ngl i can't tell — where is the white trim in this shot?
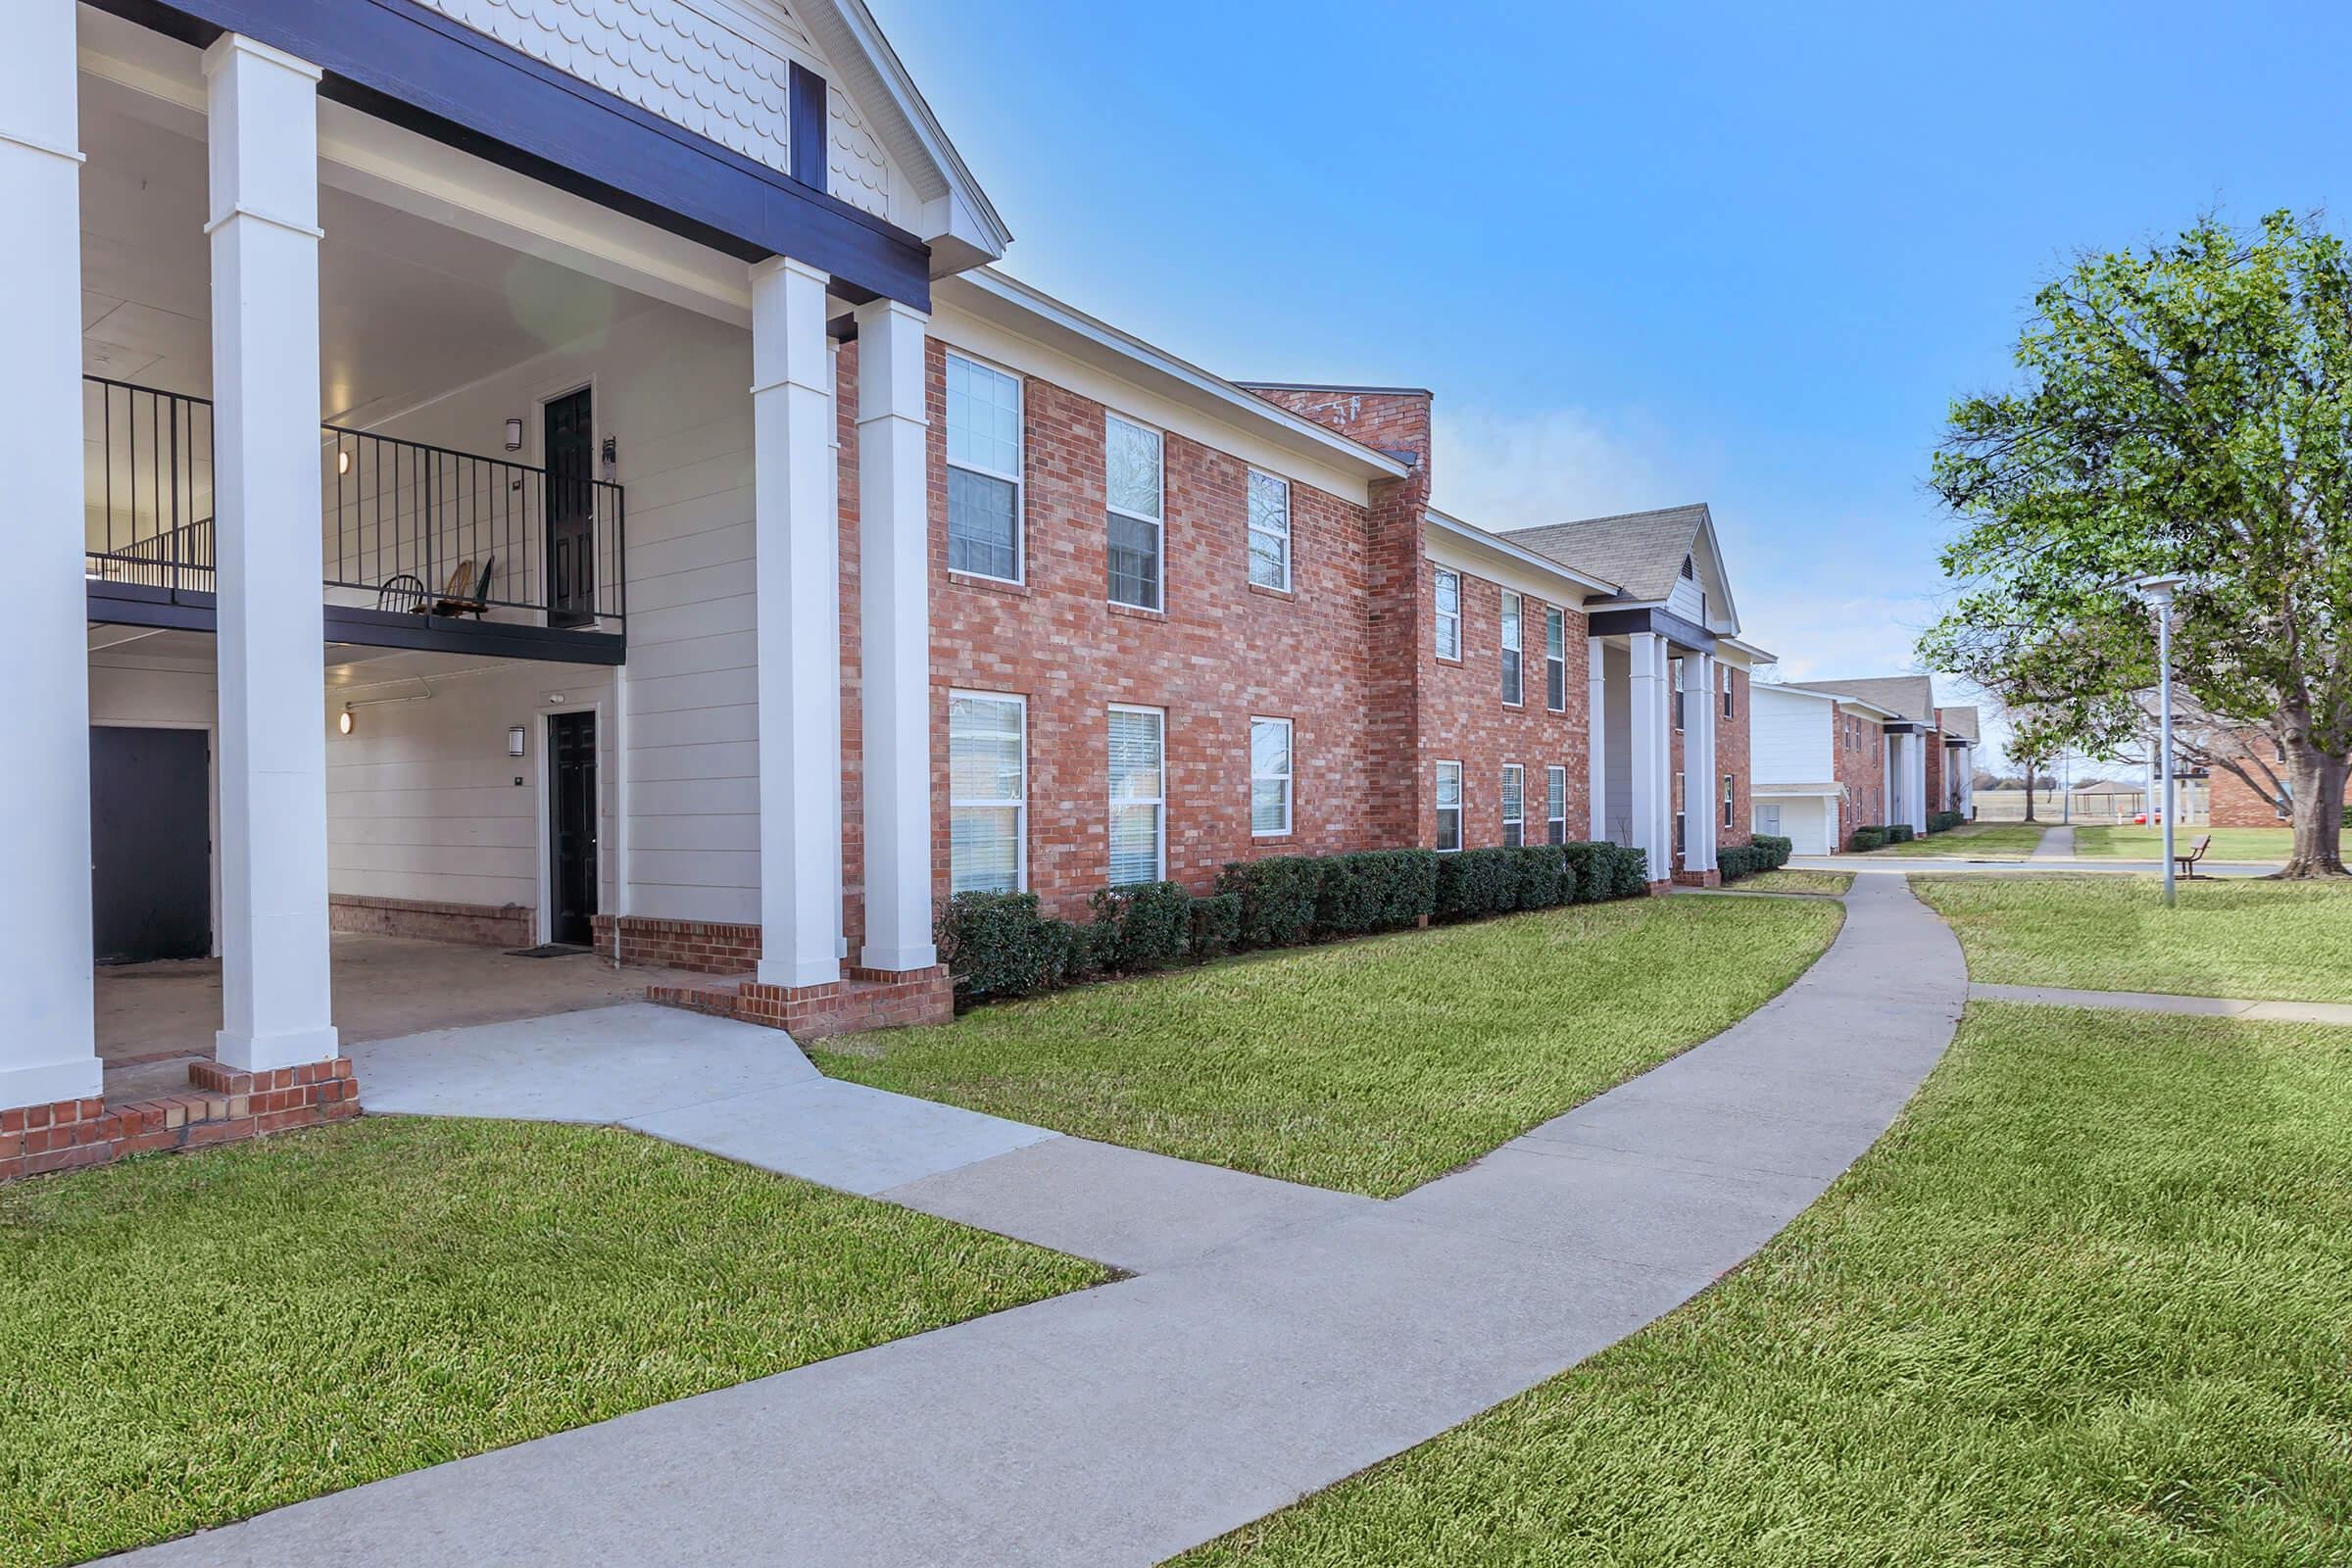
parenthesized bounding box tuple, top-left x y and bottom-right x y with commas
(1544, 605, 1567, 712)
(944, 349, 1025, 585)
(1434, 566, 1462, 661)
(948, 689, 1028, 894)
(1501, 761, 1525, 848)
(1500, 590, 1524, 708)
(1249, 715, 1294, 838)
(1104, 411, 1165, 612)
(1545, 763, 1569, 846)
(1106, 702, 1166, 884)
(0, 126, 85, 164)
(1425, 509, 1623, 598)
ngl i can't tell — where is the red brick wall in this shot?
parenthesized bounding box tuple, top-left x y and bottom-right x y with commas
(1923, 726, 1945, 821)
(1414, 567, 1592, 849)
(926, 349, 1386, 920)
(2208, 762, 2328, 826)
(1719, 663, 1752, 849)
(1835, 710, 1887, 840)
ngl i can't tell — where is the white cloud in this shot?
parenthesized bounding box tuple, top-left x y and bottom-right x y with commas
(1428, 404, 1702, 530)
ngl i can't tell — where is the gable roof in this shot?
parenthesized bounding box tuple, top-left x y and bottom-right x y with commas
(1806, 675, 1936, 723)
(1938, 705, 1981, 740)
(1502, 505, 1713, 604)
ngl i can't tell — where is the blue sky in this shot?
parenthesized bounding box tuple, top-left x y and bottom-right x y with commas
(876, 0, 2352, 761)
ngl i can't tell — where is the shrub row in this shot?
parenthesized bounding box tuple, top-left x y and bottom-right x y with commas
(1717, 834, 1794, 882)
(1850, 824, 1888, 852)
(1927, 810, 1967, 834)
(937, 840, 1653, 1006)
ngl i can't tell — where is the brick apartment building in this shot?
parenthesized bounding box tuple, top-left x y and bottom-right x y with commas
(1748, 676, 1977, 853)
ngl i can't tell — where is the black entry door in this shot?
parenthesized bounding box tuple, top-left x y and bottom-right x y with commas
(90, 726, 211, 964)
(544, 388, 596, 627)
(549, 711, 599, 947)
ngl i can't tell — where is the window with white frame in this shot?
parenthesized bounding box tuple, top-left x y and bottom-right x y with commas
(945, 354, 1022, 581)
(1250, 716, 1293, 836)
(1501, 763, 1525, 848)
(1500, 592, 1524, 706)
(1546, 764, 1568, 845)
(1248, 470, 1291, 592)
(1545, 607, 1566, 711)
(1721, 664, 1735, 719)
(1436, 760, 1462, 852)
(1105, 415, 1163, 610)
(1672, 658, 1687, 731)
(1434, 567, 1461, 660)
(1723, 773, 1736, 828)
(948, 692, 1026, 893)
(1107, 705, 1165, 884)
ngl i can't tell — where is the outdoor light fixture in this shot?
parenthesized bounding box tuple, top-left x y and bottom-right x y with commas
(505, 416, 525, 452)
(338, 706, 354, 736)
(2136, 573, 2190, 908)
(336, 449, 350, 475)
(508, 725, 527, 758)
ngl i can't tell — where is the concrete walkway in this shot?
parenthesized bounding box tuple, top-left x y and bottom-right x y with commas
(1972, 981, 2352, 1025)
(117, 878, 1967, 1568)
(2031, 824, 2076, 860)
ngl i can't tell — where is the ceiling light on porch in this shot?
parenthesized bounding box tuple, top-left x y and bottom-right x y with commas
(338, 705, 354, 736)
(337, 448, 351, 475)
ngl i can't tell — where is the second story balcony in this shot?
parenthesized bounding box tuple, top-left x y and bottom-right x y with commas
(83, 376, 626, 662)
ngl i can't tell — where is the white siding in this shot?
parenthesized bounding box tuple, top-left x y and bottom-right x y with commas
(1754, 795, 1832, 856)
(1751, 684, 1833, 786)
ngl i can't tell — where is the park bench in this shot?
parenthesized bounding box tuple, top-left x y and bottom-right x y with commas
(2175, 833, 2211, 879)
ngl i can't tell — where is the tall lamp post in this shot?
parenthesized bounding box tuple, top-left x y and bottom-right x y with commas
(2136, 574, 2189, 906)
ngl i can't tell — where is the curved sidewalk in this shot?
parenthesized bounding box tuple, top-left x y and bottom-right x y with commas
(115, 877, 1968, 1568)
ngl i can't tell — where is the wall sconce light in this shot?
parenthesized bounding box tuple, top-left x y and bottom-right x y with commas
(505, 417, 525, 452)
(508, 725, 527, 758)
(336, 449, 351, 475)
(338, 706, 355, 736)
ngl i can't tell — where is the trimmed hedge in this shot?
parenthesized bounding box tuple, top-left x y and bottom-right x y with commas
(1717, 844, 1766, 881)
(1850, 825, 1888, 852)
(1886, 823, 1917, 844)
(1316, 850, 1439, 936)
(1751, 834, 1794, 869)
(942, 837, 1651, 1009)
(1928, 810, 1966, 834)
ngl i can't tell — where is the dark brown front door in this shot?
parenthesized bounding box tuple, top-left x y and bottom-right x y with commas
(549, 711, 598, 947)
(544, 388, 595, 627)
(91, 726, 211, 963)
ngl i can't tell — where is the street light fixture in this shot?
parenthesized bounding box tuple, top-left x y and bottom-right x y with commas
(2136, 574, 2189, 906)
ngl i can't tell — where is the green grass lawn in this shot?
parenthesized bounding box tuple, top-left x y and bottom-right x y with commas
(1732, 868, 1853, 895)
(0, 1119, 1103, 1568)
(2075, 824, 2294, 861)
(1915, 872, 2352, 1002)
(816, 898, 1841, 1198)
(1181, 1002, 2352, 1566)
(1864, 822, 2046, 859)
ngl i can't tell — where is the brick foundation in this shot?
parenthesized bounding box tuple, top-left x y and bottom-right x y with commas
(331, 894, 532, 950)
(0, 1057, 360, 1185)
(591, 913, 762, 975)
(1672, 869, 1723, 888)
(648, 965, 954, 1041)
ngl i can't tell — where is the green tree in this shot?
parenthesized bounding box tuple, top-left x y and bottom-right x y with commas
(1922, 210, 2352, 877)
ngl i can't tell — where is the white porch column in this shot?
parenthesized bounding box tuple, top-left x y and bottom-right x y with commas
(1586, 640, 1608, 841)
(1627, 631, 1670, 883)
(0, 0, 103, 1111)
(751, 256, 843, 990)
(855, 297, 935, 973)
(1684, 651, 1717, 875)
(207, 36, 339, 1073)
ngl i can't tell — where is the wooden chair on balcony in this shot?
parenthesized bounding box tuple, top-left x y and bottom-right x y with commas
(412, 556, 495, 618)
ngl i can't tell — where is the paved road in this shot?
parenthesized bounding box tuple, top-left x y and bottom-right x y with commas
(115, 878, 1968, 1568)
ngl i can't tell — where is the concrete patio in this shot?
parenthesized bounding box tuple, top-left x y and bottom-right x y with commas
(96, 934, 706, 1102)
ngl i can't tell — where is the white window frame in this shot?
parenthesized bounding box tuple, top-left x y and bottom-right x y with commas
(1250, 715, 1294, 838)
(1436, 760, 1463, 852)
(1434, 567, 1462, 661)
(1247, 468, 1292, 593)
(1106, 702, 1166, 884)
(1672, 658, 1687, 732)
(944, 351, 1024, 584)
(1721, 663, 1735, 719)
(1723, 773, 1736, 828)
(1545, 606, 1567, 712)
(1104, 412, 1165, 612)
(1545, 764, 1568, 845)
(948, 689, 1028, 894)
(1501, 762, 1525, 848)
(1500, 590, 1523, 707)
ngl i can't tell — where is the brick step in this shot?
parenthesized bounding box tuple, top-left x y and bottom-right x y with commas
(645, 966, 955, 1041)
(2, 1058, 361, 1184)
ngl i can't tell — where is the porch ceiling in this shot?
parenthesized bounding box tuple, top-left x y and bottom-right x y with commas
(78, 91, 665, 425)
(84, 626, 606, 693)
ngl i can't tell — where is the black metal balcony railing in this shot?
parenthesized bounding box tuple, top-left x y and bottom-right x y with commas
(83, 376, 626, 631)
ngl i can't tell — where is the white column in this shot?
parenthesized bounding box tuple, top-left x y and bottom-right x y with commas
(1684, 651, 1717, 875)
(0, 0, 103, 1111)
(856, 297, 935, 972)
(752, 256, 843, 990)
(1586, 640, 1608, 841)
(208, 36, 338, 1073)
(1627, 632, 1669, 883)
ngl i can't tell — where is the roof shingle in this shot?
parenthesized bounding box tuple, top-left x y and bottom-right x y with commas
(1500, 504, 1711, 602)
